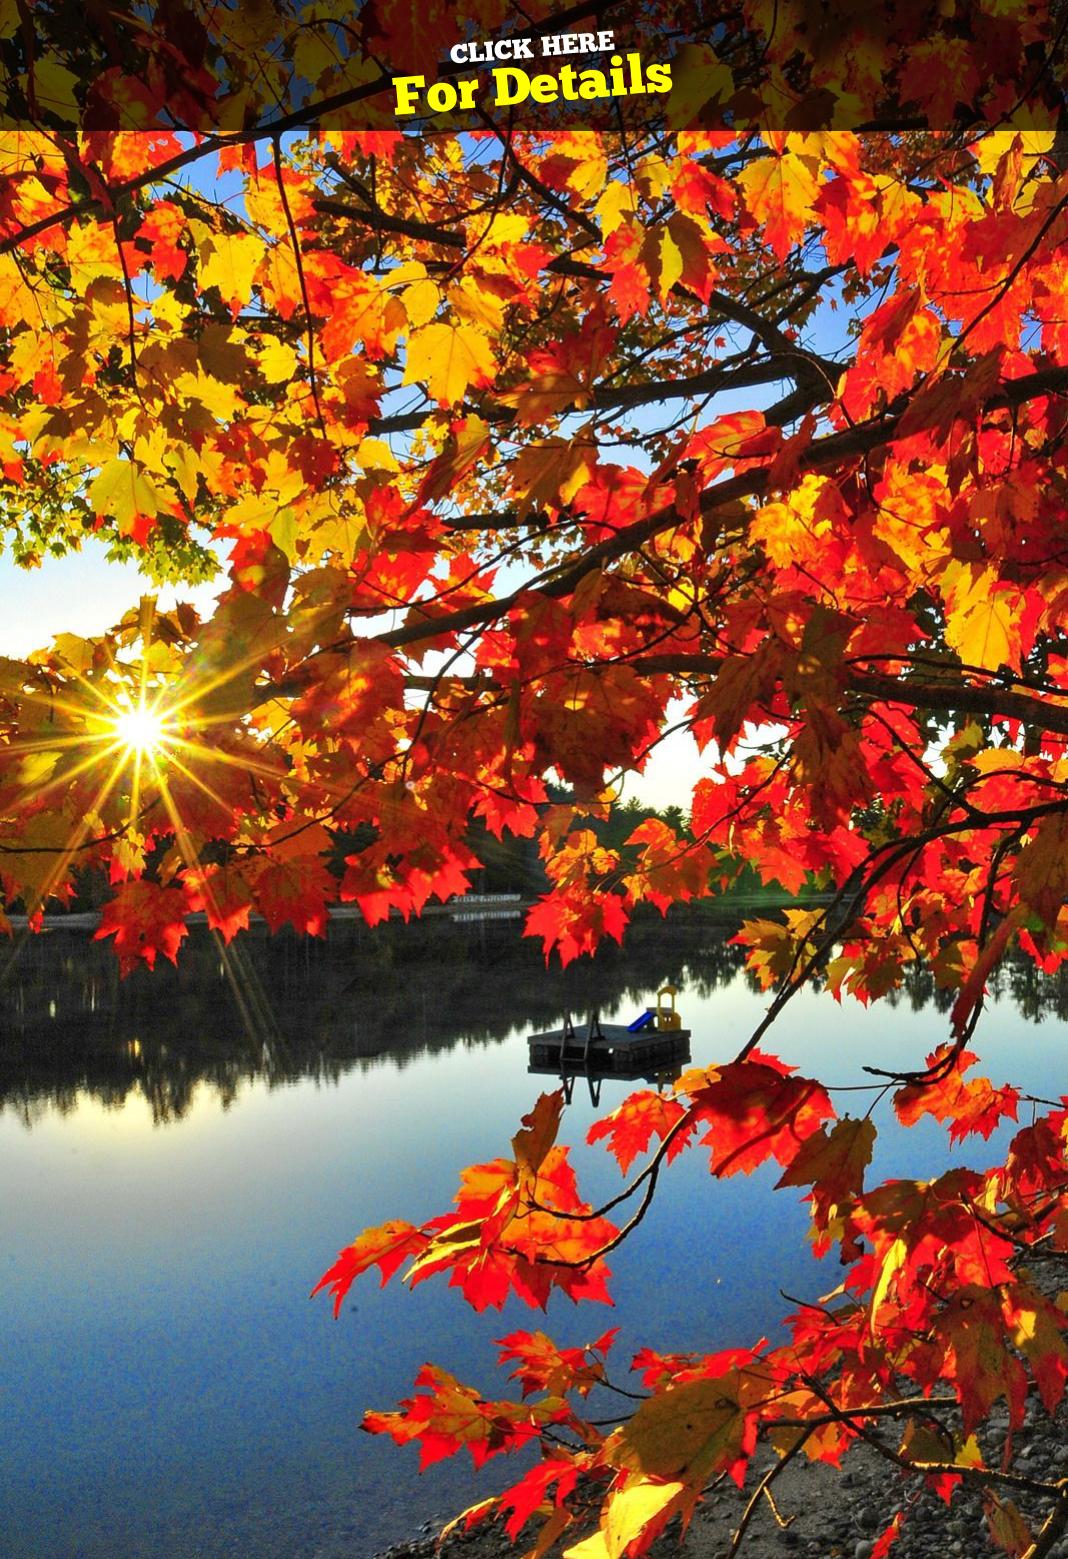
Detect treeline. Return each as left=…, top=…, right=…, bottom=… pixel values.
left=55, top=791, right=819, bottom=914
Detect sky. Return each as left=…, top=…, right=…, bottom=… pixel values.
left=0, top=546, right=221, bottom=661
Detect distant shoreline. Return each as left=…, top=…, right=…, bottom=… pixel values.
left=4, top=892, right=838, bottom=934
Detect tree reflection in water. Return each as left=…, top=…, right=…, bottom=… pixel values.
left=1, top=911, right=1065, bottom=1128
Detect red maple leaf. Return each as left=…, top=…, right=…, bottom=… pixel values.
left=94, top=880, right=190, bottom=975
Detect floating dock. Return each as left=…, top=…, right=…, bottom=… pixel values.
left=527, top=1012, right=691, bottom=1082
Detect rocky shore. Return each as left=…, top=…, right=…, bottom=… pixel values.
left=374, top=1262, right=1068, bottom=1559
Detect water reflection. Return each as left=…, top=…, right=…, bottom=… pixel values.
left=0, top=913, right=747, bottom=1127
left=2, top=918, right=1066, bottom=1559
left=2, top=911, right=1067, bottom=1128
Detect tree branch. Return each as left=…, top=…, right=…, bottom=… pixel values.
left=357, top=363, right=1068, bottom=653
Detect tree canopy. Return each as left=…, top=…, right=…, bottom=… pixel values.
left=3, top=12, right=1068, bottom=1555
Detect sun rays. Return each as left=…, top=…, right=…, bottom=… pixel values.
left=0, top=588, right=371, bottom=965
left=112, top=702, right=171, bottom=759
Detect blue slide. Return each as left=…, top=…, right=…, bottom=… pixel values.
left=626, top=1010, right=656, bottom=1033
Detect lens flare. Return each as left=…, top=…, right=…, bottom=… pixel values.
left=113, top=705, right=169, bottom=757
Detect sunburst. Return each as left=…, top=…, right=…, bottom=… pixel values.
left=112, top=701, right=172, bottom=759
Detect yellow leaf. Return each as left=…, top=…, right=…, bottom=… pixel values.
left=738, top=152, right=819, bottom=259
left=749, top=475, right=832, bottom=569
left=198, top=231, right=264, bottom=314
left=658, top=228, right=683, bottom=301
left=0, top=253, right=38, bottom=326
left=545, top=142, right=608, bottom=200
left=87, top=458, right=161, bottom=534
left=603, top=1481, right=684, bottom=1559
left=291, top=26, right=343, bottom=88
left=636, top=155, right=673, bottom=199
left=356, top=437, right=399, bottom=472
left=975, top=130, right=1055, bottom=179
left=268, top=508, right=298, bottom=560
left=0, top=811, right=82, bottom=908
left=258, top=338, right=297, bottom=382
left=971, top=749, right=1027, bottom=774
left=453, top=276, right=505, bottom=332
left=596, top=179, right=639, bottom=237
left=1018, top=130, right=1057, bottom=158
left=941, top=562, right=1023, bottom=671
left=616, top=1375, right=744, bottom=1484
left=509, top=436, right=596, bottom=516
left=870, top=1236, right=907, bottom=1334
left=133, top=425, right=170, bottom=475
left=403, top=322, right=494, bottom=407
left=667, top=47, right=734, bottom=127
left=50, top=634, right=95, bottom=674
left=28, top=59, right=80, bottom=115
left=956, top=1433, right=985, bottom=1468
left=173, top=366, right=240, bottom=421
left=400, top=277, right=440, bottom=329
left=563, top=1533, right=609, bottom=1559
left=481, top=212, right=530, bottom=246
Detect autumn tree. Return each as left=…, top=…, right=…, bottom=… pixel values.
left=3, top=2, right=1068, bottom=1556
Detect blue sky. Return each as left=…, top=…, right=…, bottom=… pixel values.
left=0, top=546, right=220, bottom=659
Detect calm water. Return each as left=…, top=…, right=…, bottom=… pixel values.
left=0, top=914, right=1064, bottom=1558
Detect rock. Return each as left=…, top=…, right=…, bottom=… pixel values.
left=854, top=1542, right=874, bottom=1559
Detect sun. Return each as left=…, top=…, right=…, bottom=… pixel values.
left=112, top=704, right=170, bottom=758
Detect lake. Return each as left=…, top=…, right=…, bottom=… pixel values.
left=1, top=913, right=1064, bottom=1558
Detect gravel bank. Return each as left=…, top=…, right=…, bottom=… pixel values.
left=372, top=1261, right=1068, bottom=1559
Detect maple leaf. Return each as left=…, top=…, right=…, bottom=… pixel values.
left=311, top=1220, right=428, bottom=1317
left=737, top=151, right=820, bottom=259
left=251, top=855, right=333, bottom=937
left=893, top=1045, right=1019, bottom=1144
left=361, top=1363, right=562, bottom=1471
left=497, top=1460, right=580, bottom=1542
left=1014, top=814, right=1068, bottom=928
left=525, top=887, right=629, bottom=967
left=404, top=322, right=495, bottom=407
left=614, top=1371, right=756, bottom=1488
left=88, top=459, right=162, bottom=542
left=1002, top=1280, right=1068, bottom=1417
left=681, top=1055, right=834, bottom=1177
left=512, top=1091, right=565, bottom=1183
left=776, top=1117, right=876, bottom=1247
left=566, top=1480, right=687, bottom=1559
left=496, top=1327, right=617, bottom=1398
left=134, top=203, right=188, bottom=281
left=950, top=907, right=1026, bottom=1037
left=182, top=863, right=252, bottom=945
left=671, top=162, right=735, bottom=221
left=197, top=230, right=264, bottom=316
left=927, top=1285, right=1029, bottom=1433
left=983, top=1493, right=1032, bottom=1559
left=942, top=564, right=1029, bottom=673
left=587, top=1090, right=689, bottom=1174
left=94, top=880, right=190, bottom=976
left=871, top=1511, right=905, bottom=1558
